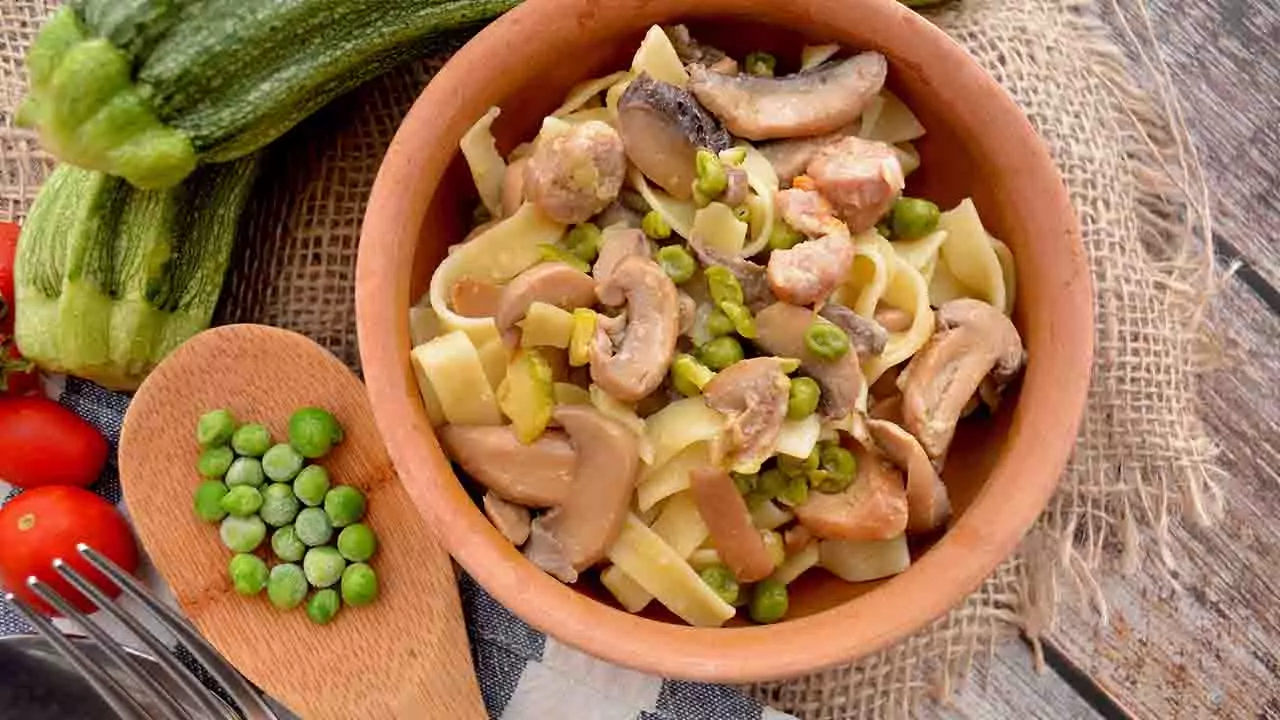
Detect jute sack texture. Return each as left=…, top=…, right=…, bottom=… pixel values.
left=0, top=0, right=1217, bottom=717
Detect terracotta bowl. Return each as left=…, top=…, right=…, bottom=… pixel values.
left=356, top=0, right=1092, bottom=682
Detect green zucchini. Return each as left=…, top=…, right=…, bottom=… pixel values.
left=19, top=0, right=520, bottom=189
left=14, top=156, right=258, bottom=389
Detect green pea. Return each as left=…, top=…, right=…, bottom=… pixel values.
left=228, top=554, right=269, bottom=596
left=704, top=266, right=744, bottom=306
left=731, top=472, right=758, bottom=496
left=693, top=148, right=728, bottom=199
left=231, top=423, right=271, bottom=457
left=565, top=222, right=602, bottom=263
left=219, top=485, right=263, bottom=518
left=306, top=588, right=341, bottom=625
left=890, top=197, right=941, bottom=240
left=670, top=353, right=716, bottom=397
left=694, top=336, right=744, bottom=372
left=193, top=481, right=229, bottom=523
left=656, top=245, right=696, bottom=284
left=804, top=321, right=850, bottom=360
left=698, top=564, right=740, bottom=605
left=768, top=220, right=804, bottom=251
left=538, top=243, right=591, bottom=273
left=776, top=474, right=810, bottom=507
left=271, top=525, right=306, bottom=563
left=641, top=210, right=671, bottom=240
left=262, top=443, right=304, bottom=482
left=303, top=546, right=347, bottom=589
left=293, top=465, right=330, bottom=507
left=288, top=407, right=344, bottom=459
left=758, top=468, right=787, bottom=499
left=341, top=563, right=379, bottom=607
left=267, top=563, right=308, bottom=610
left=786, top=377, right=821, bottom=420
left=718, top=301, right=756, bottom=339
left=777, top=449, right=820, bottom=482
left=745, top=51, right=777, bottom=78
left=324, top=486, right=367, bottom=528
left=196, top=409, right=237, bottom=448
left=295, top=507, right=334, bottom=547
left=337, top=523, right=378, bottom=563
left=219, top=515, right=267, bottom=553
left=260, top=483, right=301, bottom=527
left=814, top=444, right=858, bottom=493
left=749, top=578, right=789, bottom=623
left=704, top=307, right=735, bottom=338
left=224, top=457, right=264, bottom=488
left=743, top=491, right=772, bottom=511
left=197, top=446, right=234, bottom=478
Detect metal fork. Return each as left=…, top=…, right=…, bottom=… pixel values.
left=2, top=543, right=280, bottom=720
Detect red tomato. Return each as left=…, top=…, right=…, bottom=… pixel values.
left=0, top=339, right=39, bottom=396
left=0, top=487, right=139, bottom=616
left=0, top=221, right=17, bottom=335
left=0, top=396, right=108, bottom=489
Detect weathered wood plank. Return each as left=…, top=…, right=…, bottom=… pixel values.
left=916, top=641, right=1107, bottom=720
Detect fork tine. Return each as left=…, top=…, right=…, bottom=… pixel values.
left=77, top=544, right=279, bottom=720
left=27, top=573, right=190, bottom=720
left=4, top=589, right=156, bottom=720
left=52, top=558, right=235, bottom=720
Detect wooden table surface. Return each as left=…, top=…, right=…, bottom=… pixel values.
left=926, top=0, right=1280, bottom=717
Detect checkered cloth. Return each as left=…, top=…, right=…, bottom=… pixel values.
left=0, top=378, right=794, bottom=720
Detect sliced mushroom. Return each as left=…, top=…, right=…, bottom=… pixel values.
left=501, top=157, right=529, bottom=217
left=483, top=492, right=532, bottom=545
left=702, top=357, right=791, bottom=472
left=592, top=227, right=651, bottom=305
left=688, top=52, right=887, bottom=141
left=866, top=419, right=951, bottom=534
left=757, top=129, right=851, bottom=185
left=438, top=425, right=576, bottom=506
left=722, top=166, right=749, bottom=207
left=793, top=442, right=908, bottom=541
left=617, top=74, right=733, bottom=199
left=753, top=302, right=867, bottom=419
left=874, top=305, right=913, bottom=333
left=495, top=262, right=598, bottom=344
left=523, top=405, right=641, bottom=581
left=775, top=187, right=846, bottom=238
left=595, top=200, right=644, bottom=229
left=689, top=467, right=775, bottom=582
left=805, top=136, right=905, bottom=232
left=664, top=25, right=739, bottom=74
left=524, top=120, right=627, bottom=224
left=767, top=232, right=856, bottom=307
left=900, top=298, right=1025, bottom=458
left=588, top=255, right=680, bottom=402
left=449, top=276, right=505, bottom=318
left=677, top=290, right=697, bottom=335
left=688, top=237, right=774, bottom=312
left=819, top=303, right=887, bottom=358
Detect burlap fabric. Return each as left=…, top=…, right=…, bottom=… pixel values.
left=0, top=0, right=1217, bottom=717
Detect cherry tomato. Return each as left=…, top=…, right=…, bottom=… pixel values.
left=0, top=396, right=109, bottom=489
left=0, top=221, right=17, bottom=335
left=0, top=486, right=138, bottom=616
left=0, top=339, right=38, bottom=396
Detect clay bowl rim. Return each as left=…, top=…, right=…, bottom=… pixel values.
left=356, top=0, right=1093, bottom=682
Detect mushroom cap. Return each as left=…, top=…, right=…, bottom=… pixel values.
left=702, top=357, right=791, bottom=473
left=819, top=302, right=888, bottom=358
left=793, top=441, right=908, bottom=541
left=688, top=52, right=888, bottom=141
left=866, top=418, right=951, bottom=533
left=438, top=425, right=576, bottom=506
left=588, top=255, right=680, bottom=402
left=483, top=491, right=532, bottom=546
left=592, top=227, right=652, bottom=306
left=617, top=74, right=733, bottom=199
left=523, top=405, right=641, bottom=580
left=900, top=298, right=1025, bottom=458
left=495, top=261, right=599, bottom=343
left=689, top=466, right=776, bottom=582
left=753, top=302, right=868, bottom=418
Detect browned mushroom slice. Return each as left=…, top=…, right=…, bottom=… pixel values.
left=688, top=237, right=774, bottom=312
left=688, top=52, right=887, bottom=141
left=523, top=405, right=641, bottom=582
left=617, top=74, right=733, bottom=199
left=438, top=425, right=576, bottom=506
left=805, top=136, right=905, bottom=232
left=483, top=491, right=532, bottom=545
left=524, top=120, right=628, bottom=224
left=663, top=25, right=739, bottom=74
left=819, top=303, right=887, bottom=358
left=588, top=255, right=680, bottom=402
left=495, top=262, right=598, bottom=343
left=592, top=227, right=651, bottom=305
left=753, top=302, right=867, bottom=419
left=901, top=298, right=1025, bottom=458
left=866, top=419, right=951, bottom=533
left=793, top=443, right=908, bottom=541
left=702, top=357, right=791, bottom=472
left=449, top=276, right=505, bottom=318
left=766, top=232, right=856, bottom=308
left=689, top=467, right=776, bottom=582
left=721, top=166, right=749, bottom=207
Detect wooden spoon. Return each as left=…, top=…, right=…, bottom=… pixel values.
left=119, top=324, right=485, bottom=720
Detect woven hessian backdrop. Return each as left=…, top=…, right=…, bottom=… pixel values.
left=0, top=0, right=1220, bottom=717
